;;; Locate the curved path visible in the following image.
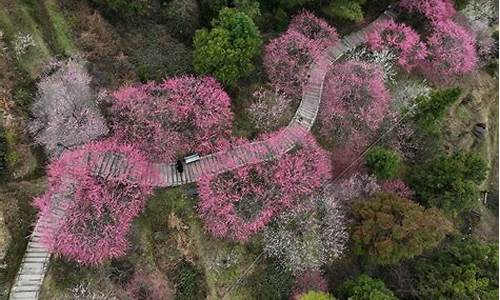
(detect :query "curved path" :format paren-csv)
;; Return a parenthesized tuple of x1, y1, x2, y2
(9, 12, 394, 299)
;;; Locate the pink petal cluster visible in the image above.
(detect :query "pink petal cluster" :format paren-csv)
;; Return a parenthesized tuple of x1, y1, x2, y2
(125, 270, 175, 300)
(320, 61, 390, 133)
(381, 179, 414, 199)
(110, 75, 234, 161)
(290, 271, 328, 300)
(319, 61, 390, 175)
(33, 140, 153, 265)
(399, 0, 456, 22)
(197, 132, 331, 242)
(422, 20, 478, 82)
(288, 11, 339, 50)
(264, 11, 338, 99)
(367, 19, 428, 71)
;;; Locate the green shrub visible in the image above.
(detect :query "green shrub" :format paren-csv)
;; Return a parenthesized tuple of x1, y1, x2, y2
(11, 72, 36, 113)
(129, 30, 192, 82)
(193, 7, 261, 86)
(414, 88, 461, 134)
(50, 258, 89, 290)
(173, 260, 207, 300)
(250, 261, 294, 300)
(92, 0, 150, 16)
(233, 0, 261, 20)
(339, 274, 397, 300)
(365, 147, 400, 179)
(410, 237, 498, 300)
(107, 258, 135, 285)
(453, 0, 470, 10)
(322, 0, 366, 23)
(409, 151, 488, 216)
(199, 0, 228, 25)
(161, 0, 200, 41)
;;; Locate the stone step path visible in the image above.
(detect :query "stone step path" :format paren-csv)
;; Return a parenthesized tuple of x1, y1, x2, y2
(9, 12, 394, 300)
(9, 200, 66, 300)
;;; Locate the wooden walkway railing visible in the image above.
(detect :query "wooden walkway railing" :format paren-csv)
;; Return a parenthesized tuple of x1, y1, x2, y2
(9, 12, 392, 299)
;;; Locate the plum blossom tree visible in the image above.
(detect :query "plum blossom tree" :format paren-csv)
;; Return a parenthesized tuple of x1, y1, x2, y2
(125, 270, 175, 300)
(288, 11, 339, 50)
(346, 46, 398, 84)
(461, 0, 498, 65)
(319, 61, 390, 139)
(381, 179, 414, 199)
(110, 76, 233, 161)
(197, 132, 331, 242)
(422, 20, 478, 82)
(28, 58, 109, 158)
(247, 87, 293, 132)
(263, 192, 348, 273)
(33, 140, 153, 264)
(367, 19, 428, 71)
(399, 0, 456, 22)
(264, 30, 322, 100)
(264, 12, 337, 100)
(290, 271, 329, 300)
(318, 61, 391, 174)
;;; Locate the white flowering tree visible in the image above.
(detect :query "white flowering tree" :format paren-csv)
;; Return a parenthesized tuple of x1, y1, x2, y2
(247, 87, 293, 132)
(28, 58, 108, 157)
(263, 193, 349, 274)
(461, 0, 498, 65)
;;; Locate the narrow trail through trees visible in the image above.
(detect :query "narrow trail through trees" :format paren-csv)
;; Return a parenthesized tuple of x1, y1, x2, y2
(9, 12, 394, 300)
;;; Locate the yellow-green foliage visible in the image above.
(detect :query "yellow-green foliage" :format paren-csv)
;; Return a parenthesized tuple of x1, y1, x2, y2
(299, 291, 336, 300)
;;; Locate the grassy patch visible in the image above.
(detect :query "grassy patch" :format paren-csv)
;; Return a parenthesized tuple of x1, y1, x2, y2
(188, 218, 259, 299)
(0, 4, 51, 76)
(44, 0, 76, 55)
(4, 130, 20, 167)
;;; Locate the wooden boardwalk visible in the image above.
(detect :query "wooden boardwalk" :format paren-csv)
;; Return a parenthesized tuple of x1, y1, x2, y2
(9, 12, 393, 299)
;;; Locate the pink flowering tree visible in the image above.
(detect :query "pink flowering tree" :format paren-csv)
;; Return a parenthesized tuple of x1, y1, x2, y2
(197, 132, 331, 242)
(288, 11, 339, 50)
(264, 30, 322, 100)
(264, 12, 337, 100)
(290, 271, 328, 300)
(318, 61, 391, 174)
(421, 20, 478, 82)
(110, 75, 233, 161)
(34, 140, 153, 264)
(381, 179, 414, 199)
(125, 270, 175, 300)
(399, 0, 456, 22)
(367, 19, 428, 71)
(28, 58, 108, 158)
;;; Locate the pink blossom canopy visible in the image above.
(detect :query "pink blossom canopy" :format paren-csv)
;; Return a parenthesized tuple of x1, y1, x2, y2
(197, 131, 331, 242)
(33, 140, 153, 264)
(367, 19, 428, 71)
(110, 75, 234, 161)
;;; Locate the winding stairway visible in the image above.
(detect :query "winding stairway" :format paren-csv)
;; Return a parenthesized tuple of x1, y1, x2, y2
(8, 12, 394, 299)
